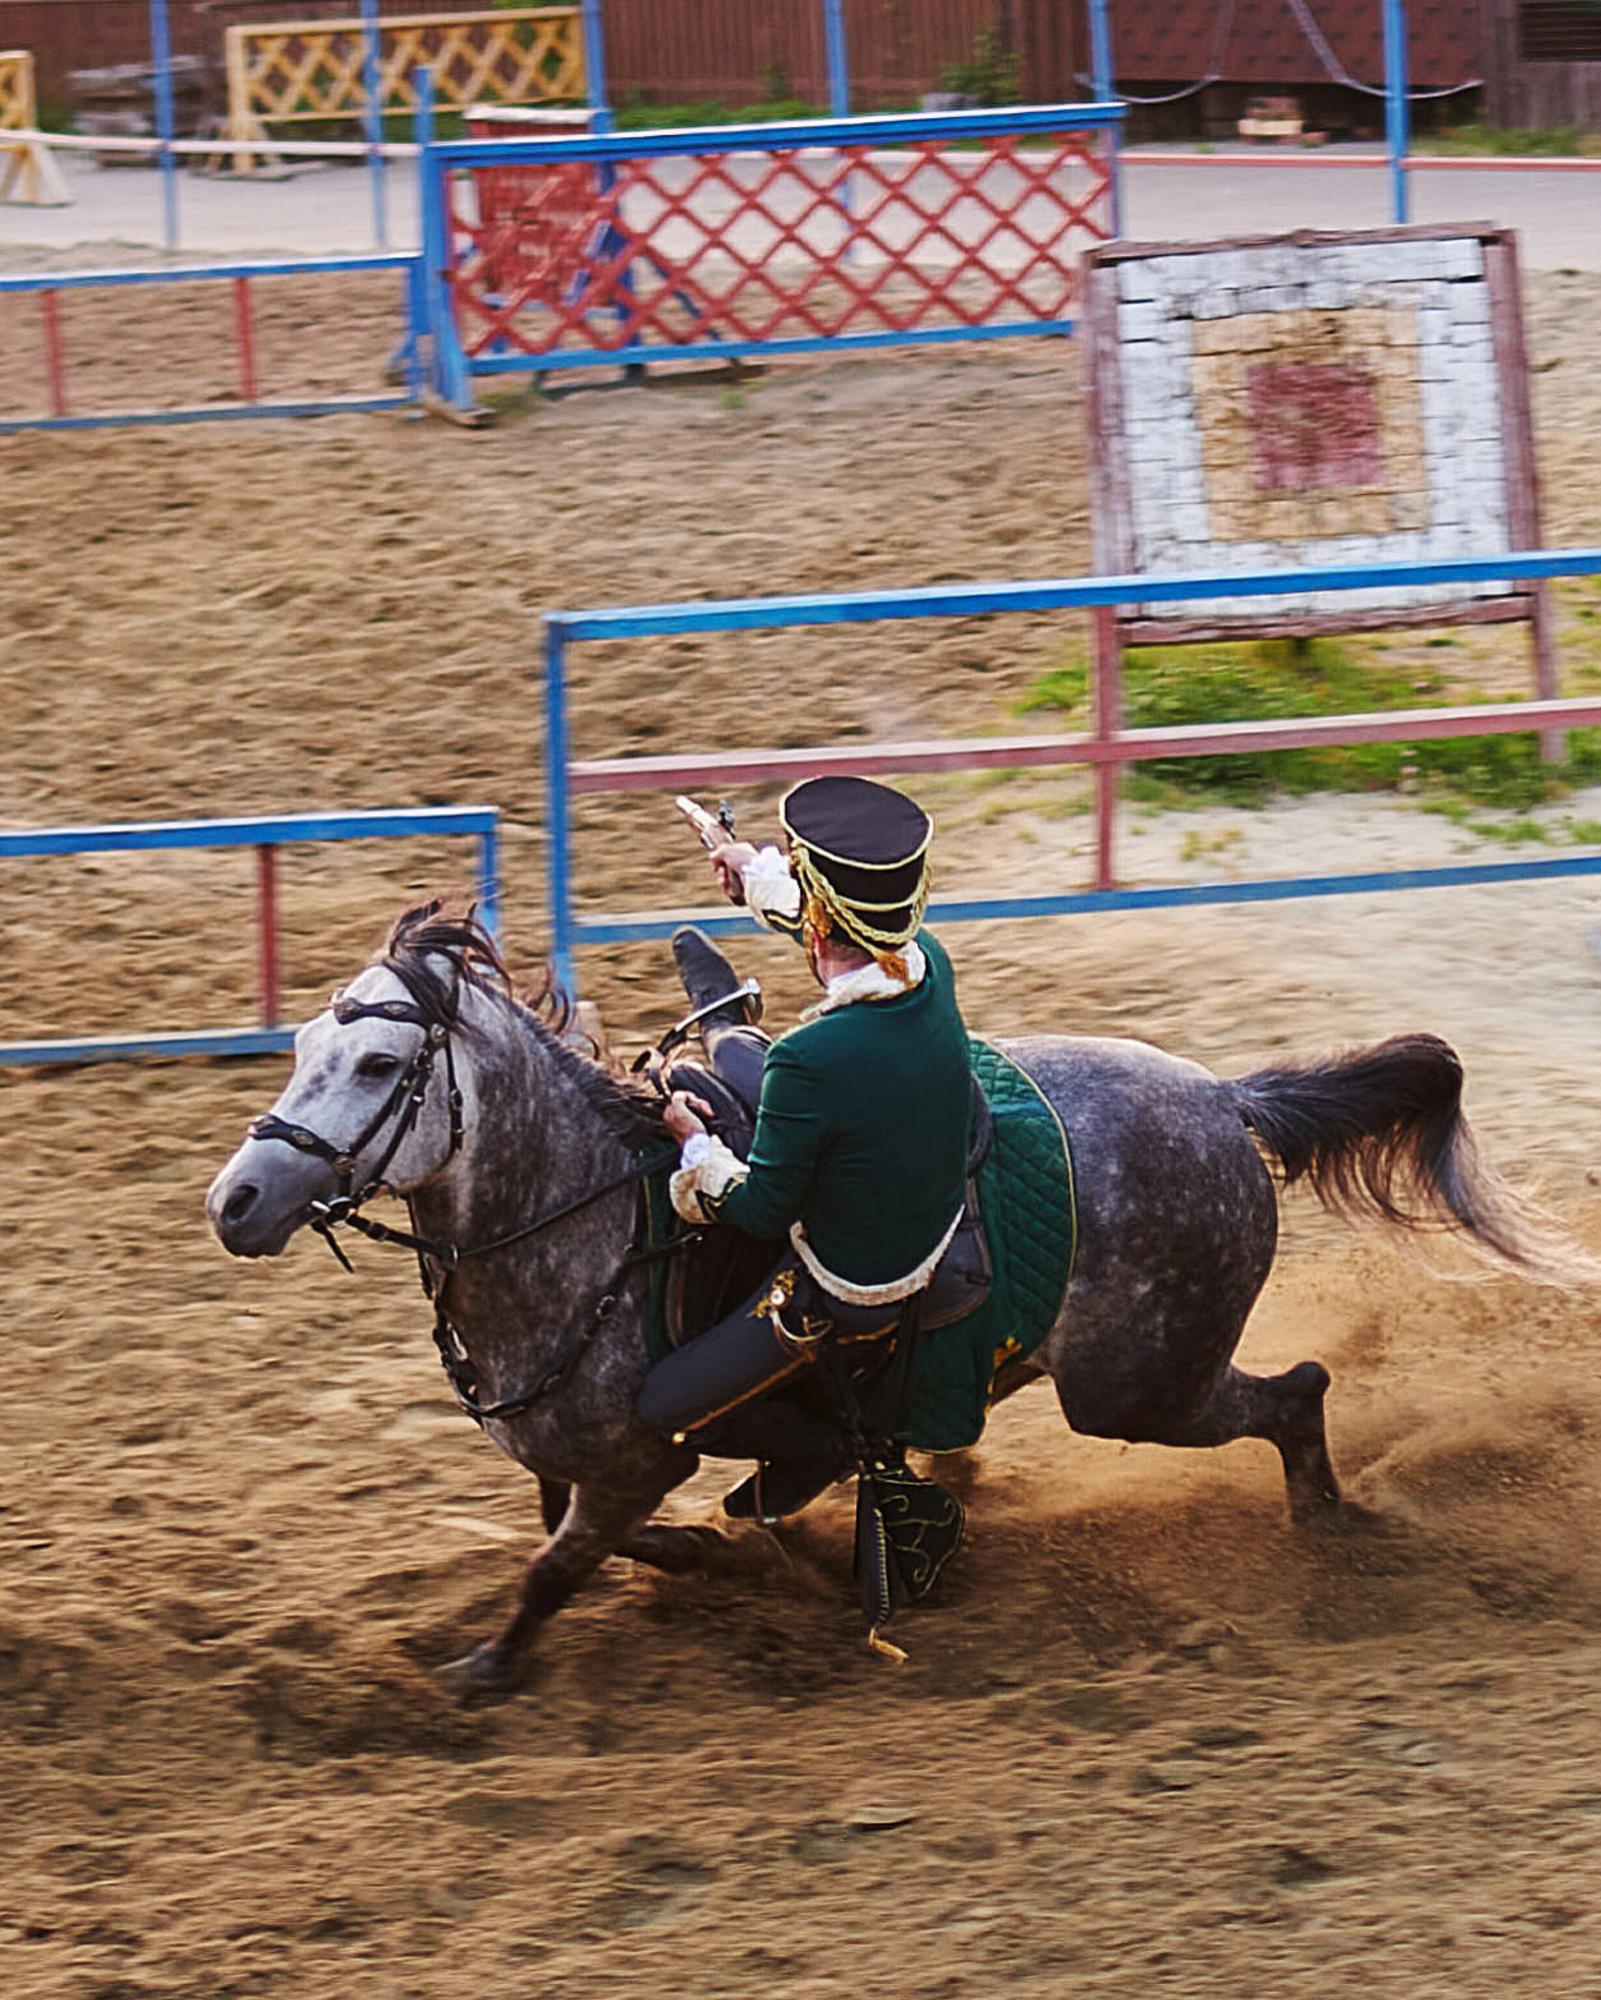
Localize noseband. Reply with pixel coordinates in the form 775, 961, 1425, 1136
247, 965, 465, 1270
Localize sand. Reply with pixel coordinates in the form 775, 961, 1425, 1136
5, 272, 1601, 1999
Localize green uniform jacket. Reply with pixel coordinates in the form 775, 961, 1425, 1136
704, 929, 971, 1289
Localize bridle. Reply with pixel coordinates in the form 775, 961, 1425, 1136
244, 953, 682, 1427
248, 965, 466, 1269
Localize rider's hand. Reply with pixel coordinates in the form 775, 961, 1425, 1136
710, 840, 757, 904
665, 1091, 713, 1144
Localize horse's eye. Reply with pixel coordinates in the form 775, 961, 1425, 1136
356, 1053, 400, 1080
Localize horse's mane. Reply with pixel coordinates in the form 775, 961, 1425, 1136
380, 901, 666, 1145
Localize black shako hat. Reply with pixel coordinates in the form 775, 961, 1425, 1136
779, 776, 933, 953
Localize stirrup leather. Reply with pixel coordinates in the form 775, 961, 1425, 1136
647, 978, 764, 1065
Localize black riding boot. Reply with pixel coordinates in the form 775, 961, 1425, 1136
635, 1254, 861, 1522
667, 925, 769, 1125
672, 926, 761, 1038
721, 1434, 857, 1522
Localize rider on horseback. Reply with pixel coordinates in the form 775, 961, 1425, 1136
637, 775, 976, 1524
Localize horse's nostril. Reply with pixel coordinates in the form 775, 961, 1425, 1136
223, 1183, 260, 1227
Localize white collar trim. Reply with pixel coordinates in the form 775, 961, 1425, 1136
802, 940, 926, 1020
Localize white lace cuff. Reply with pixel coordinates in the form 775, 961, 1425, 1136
670, 1132, 749, 1222
742, 845, 802, 929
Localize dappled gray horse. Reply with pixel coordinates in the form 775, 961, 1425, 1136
207, 906, 1568, 1699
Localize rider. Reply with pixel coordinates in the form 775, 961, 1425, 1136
636, 775, 974, 1521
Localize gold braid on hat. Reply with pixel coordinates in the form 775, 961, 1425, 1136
791, 842, 931, 981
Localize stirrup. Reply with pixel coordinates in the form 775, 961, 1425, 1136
646, 978, 763, 1067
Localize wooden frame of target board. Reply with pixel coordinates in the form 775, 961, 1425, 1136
1081, 224, 1556, 795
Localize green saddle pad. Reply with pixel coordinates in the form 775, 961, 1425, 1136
864, 1035, 1077, 1452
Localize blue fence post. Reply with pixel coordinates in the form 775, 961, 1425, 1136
822, 0, 855, 263
397, 64, 435, 392
415, 68, 473, 410
824, 0, 849, 115
580, 0, 610, 117
1383, 0, 1410, 224
1085, 0, 1123, 236
544, 619, 577, 998
148, 0, 180, 250
477, 821, 501, 940
359, 0, 388, 249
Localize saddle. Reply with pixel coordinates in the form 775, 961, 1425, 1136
660, 1054, 995, 1354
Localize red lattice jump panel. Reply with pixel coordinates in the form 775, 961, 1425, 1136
451, 134, 1113, 359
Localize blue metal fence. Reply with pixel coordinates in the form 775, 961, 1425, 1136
1, 807, 500, 1067
0, 255, 422, 436
543, 549, 1601, 995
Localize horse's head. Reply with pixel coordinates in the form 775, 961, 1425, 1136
206, 904, 502, 1258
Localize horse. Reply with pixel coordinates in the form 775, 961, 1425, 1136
206, 903, 1575, 1700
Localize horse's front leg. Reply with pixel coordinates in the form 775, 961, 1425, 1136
436, 1474, 683, 1703
538, 1476, 571, 1535
620, 1520, 740, 1573
536, 1475, 732, 1575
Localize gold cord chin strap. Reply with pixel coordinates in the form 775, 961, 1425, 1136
791, 844, 932, 968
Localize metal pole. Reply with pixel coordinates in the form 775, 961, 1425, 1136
1085, 0, 1123, 236
1383, 0, 1409, 223
232, 276, 258, 401
544, 621, 577, 999
580, 0, 610, 117
40, 291, 67, 417
414, 65, 470, 408
824, 0, 849, 116
1091, 605, 1121, 891
823, 0, 854, 260
149, 0, 180, 250
359, 0, 388, 249
256, 845, 281, 1029
398, 67, 435, 393
477, 822, 501, 941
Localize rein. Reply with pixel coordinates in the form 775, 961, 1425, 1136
246, 955, 688, 1427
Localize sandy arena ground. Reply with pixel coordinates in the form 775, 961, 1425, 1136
5, 271, 1601, 1998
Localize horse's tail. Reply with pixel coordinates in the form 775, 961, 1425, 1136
1230, 1032, 1591, 1283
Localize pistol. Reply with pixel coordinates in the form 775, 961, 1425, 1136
675, 795, 736, 851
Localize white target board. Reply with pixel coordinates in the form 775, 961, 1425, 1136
1082, 225, 1548, 645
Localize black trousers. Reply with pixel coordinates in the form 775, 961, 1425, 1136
636, 1248, 891, 1459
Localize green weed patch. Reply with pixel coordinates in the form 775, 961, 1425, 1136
1018, 637, 1601, 808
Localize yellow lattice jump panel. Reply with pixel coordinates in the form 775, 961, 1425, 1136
0, 49, 70, 203
224, 6, 584, 145
0, 48, 38, 129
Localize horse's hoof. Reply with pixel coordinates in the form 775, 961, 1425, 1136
1299, 1495, 1396, 1537
435, 1640, 527, 1706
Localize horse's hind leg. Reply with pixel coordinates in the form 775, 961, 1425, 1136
1141, 1361, 1343, 1523
1055, 1354, 1343, 1524
1255, 1360, 1342, 1522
